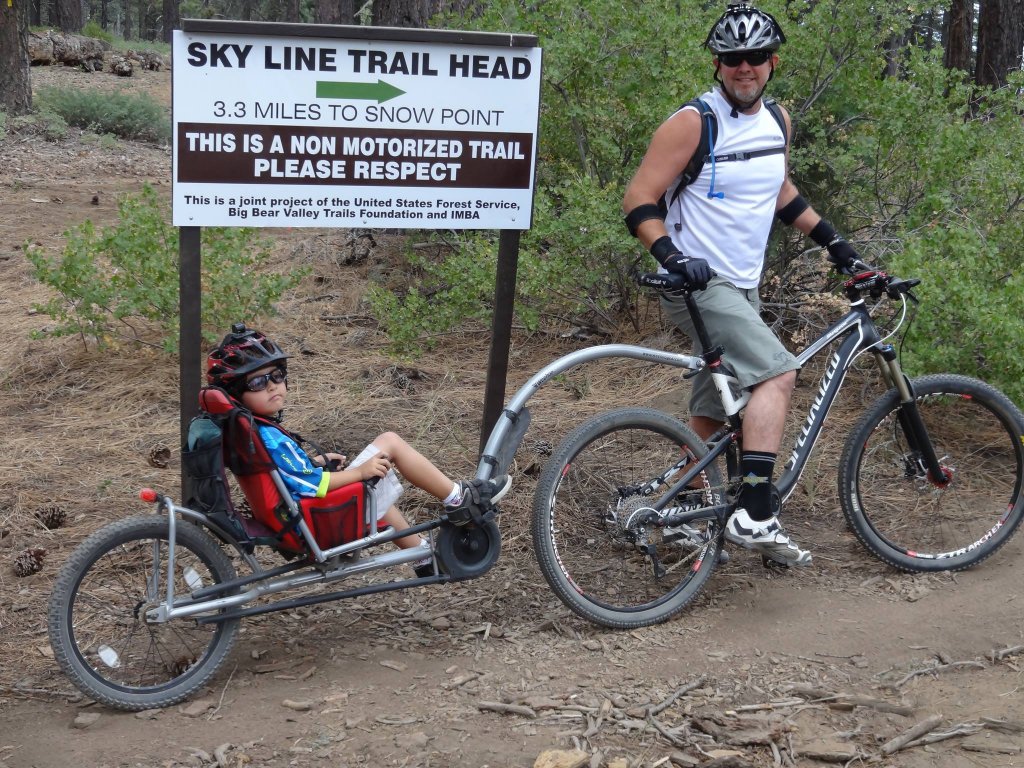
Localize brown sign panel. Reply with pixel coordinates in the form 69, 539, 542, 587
177, 123, 533, 189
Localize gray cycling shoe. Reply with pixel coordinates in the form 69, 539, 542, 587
725, 508, 812, 566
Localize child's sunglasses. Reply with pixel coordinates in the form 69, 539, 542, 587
245, 367, 287, 392
718, 50, 773, 68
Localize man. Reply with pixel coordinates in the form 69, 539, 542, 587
622, 3, 861, 566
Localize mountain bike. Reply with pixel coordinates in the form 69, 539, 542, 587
478, 264, 1024, 629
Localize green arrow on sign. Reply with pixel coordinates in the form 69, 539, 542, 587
315, 79, 406, 103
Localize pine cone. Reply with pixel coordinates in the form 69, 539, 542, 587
147, 442, 171, 468
34, 503, 68, 530
13, 547, 46, 577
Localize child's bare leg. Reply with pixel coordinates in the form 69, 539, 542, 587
371, 431, 455, 500
379, 506, 424, 549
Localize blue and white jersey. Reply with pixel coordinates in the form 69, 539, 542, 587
257, 424, 328, 500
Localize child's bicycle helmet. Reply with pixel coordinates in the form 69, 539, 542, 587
207, 323, 289, 392
704, 3, 786, 53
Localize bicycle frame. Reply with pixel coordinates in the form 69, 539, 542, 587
144, 489, 450, 626
480, 275, 928, 524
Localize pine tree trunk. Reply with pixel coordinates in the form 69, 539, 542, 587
162, 0, 179, 42
976, 0, 1024, 86
55, 0, 83, 32
314, 0, 356, 25
943, 0, 974, 73
372, 0, 477, 28
0, 1, 32, 116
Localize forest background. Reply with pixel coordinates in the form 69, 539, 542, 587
0, 0, 1023, 403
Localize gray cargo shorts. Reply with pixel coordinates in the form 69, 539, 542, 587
660, 276, 800, 422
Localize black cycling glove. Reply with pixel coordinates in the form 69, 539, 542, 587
826, 237, 860, 275
663, 253, 713, 290
810, 220, 860, 276
650, 236, 712, 290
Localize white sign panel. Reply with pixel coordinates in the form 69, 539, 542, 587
172, 29, 542, 229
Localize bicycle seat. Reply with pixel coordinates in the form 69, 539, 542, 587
197, 387, 373, 555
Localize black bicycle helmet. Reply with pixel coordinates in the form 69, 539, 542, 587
206, 323, 289, 392
704, 3, 786, 54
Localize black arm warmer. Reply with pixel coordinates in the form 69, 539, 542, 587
649, 236, 680, 266
776, 194, 809, 225
624, 203, 664, 237
809, 219, 839, 248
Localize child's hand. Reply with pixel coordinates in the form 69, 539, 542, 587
357, 454, 392, 480
318, 452, 347, 471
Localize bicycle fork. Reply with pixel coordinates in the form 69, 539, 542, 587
876, 346, 951, 487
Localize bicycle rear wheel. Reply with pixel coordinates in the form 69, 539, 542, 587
48, 515, 240, 710
839, 374, 1024, 572
532, 408, 724, 628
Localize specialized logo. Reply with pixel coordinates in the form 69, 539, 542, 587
788, 351, 842, 470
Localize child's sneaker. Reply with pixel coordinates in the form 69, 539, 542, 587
413, 562, 436, 578
445, 475, 512, 524
725, 508, 812, 566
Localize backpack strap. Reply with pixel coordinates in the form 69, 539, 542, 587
661, 97, 716, 216
711, 97, 788, 163
764, 97, 788, 146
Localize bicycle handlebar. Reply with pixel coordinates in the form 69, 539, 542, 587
638, 261, 920, 304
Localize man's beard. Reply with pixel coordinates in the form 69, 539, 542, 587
724, 81, 763, 111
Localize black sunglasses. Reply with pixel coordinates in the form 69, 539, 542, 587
245, 367, 287, 392
718, 50, 773, 68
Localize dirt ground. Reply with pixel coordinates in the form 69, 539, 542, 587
1, 63, 1023, 768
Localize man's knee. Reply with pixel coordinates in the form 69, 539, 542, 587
757, 369, 797, 395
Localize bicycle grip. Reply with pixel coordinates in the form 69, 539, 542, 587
637, 271, 715, 292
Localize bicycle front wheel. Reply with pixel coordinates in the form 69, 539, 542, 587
532, 408, 724, 628
48, 515, 241, 710
839, 374, 1024, 572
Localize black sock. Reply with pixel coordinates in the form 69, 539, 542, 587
738, 451, 776, 522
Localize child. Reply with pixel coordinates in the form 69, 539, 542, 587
205, 324, 511, 576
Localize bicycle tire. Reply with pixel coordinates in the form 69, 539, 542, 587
48, 515, 241, 710
532, 407, 724, 628
839, 374, 1024, 572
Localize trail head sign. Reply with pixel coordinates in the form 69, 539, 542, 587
172, 24, 542, 230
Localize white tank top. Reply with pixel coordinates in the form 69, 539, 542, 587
662, 88, 786, 289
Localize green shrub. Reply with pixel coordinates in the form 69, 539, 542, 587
26, 186, 307, 353
81, 20, 115, 45
35, 86, 170, 143
6, 110, 68, 141
0, 111, 6, 141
